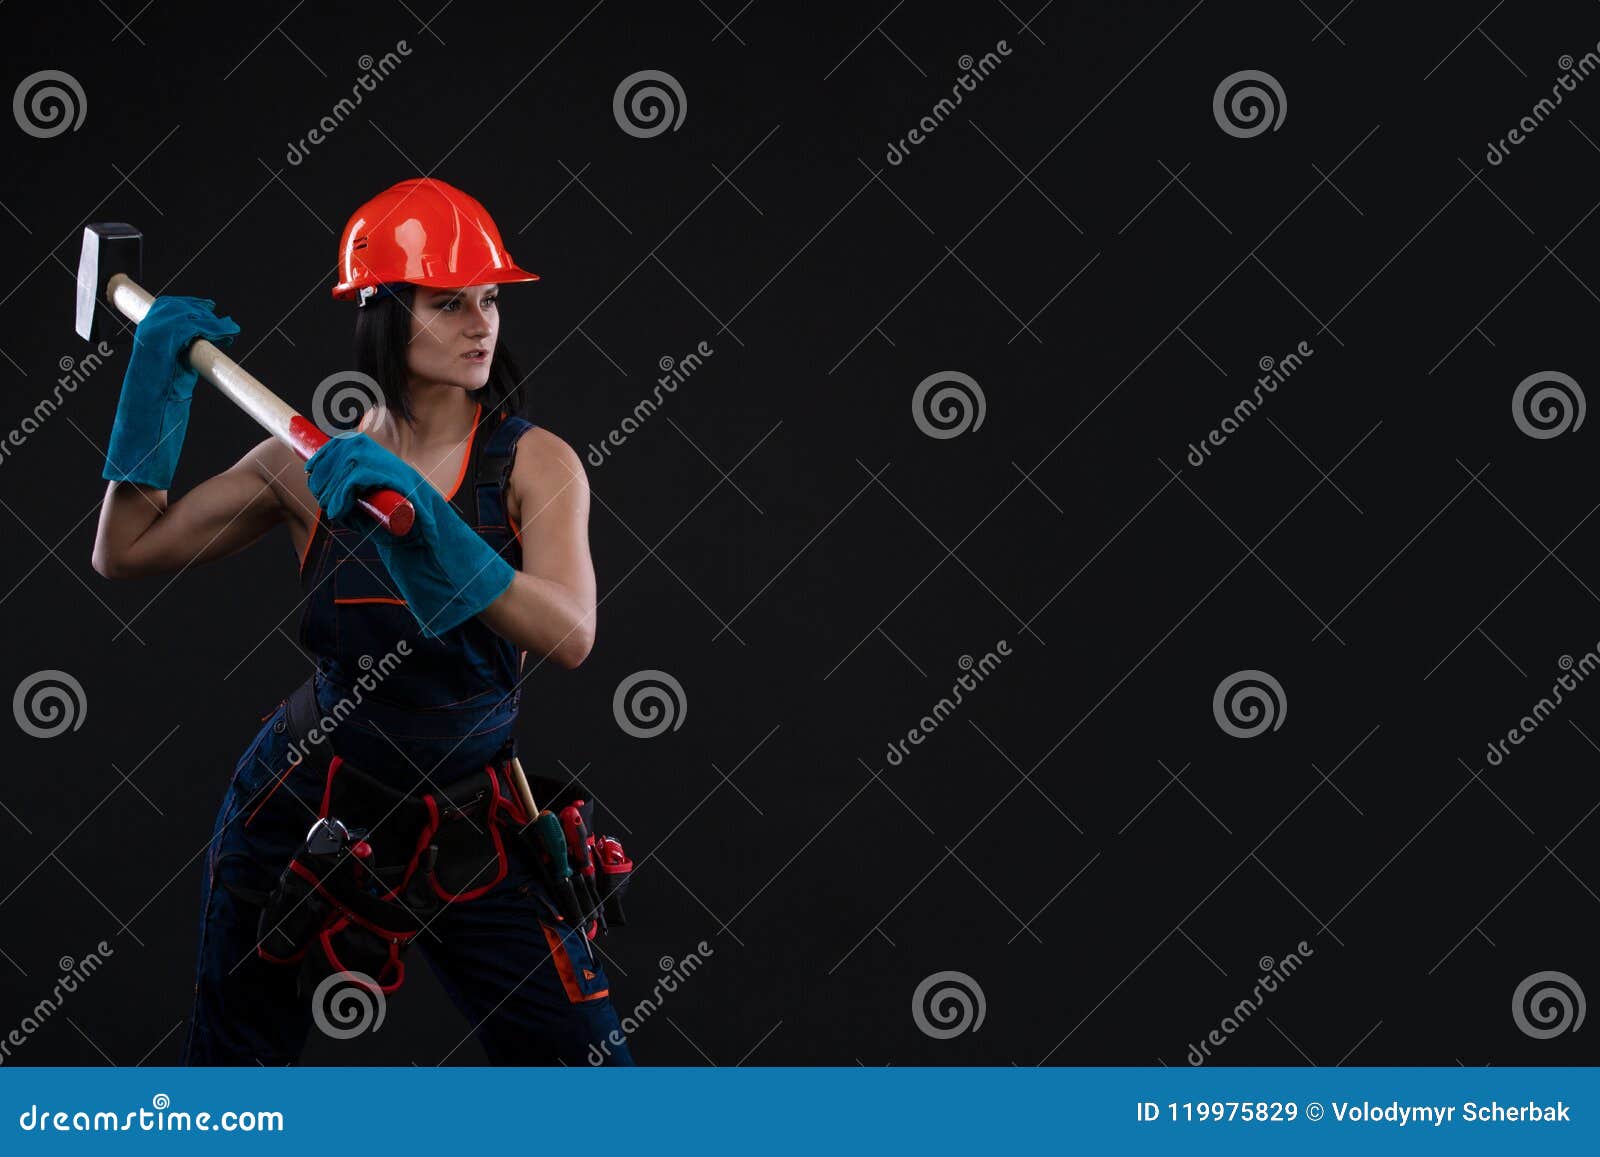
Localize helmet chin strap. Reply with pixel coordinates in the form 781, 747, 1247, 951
357, 282, 405, 307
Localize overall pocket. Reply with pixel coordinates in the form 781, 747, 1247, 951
538, 917, 610, 1004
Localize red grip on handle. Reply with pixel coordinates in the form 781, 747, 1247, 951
559, 804, 592, 872
287, 416, 415, 537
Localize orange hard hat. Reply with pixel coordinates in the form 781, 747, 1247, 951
331, 178, 539, 303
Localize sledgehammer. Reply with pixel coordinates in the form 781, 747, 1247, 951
75, 222, 415, 536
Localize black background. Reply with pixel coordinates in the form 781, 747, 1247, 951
0, 0, 1596, 1066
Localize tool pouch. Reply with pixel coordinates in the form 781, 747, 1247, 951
255, 752, 531, 996
594, 832, 633, 929
545, 797, 633, 938
256, 841, 421, 993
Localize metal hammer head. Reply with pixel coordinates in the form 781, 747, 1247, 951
75, 222, 141, 343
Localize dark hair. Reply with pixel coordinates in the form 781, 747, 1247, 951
351, 283, 529, 425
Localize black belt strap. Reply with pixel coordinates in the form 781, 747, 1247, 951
284, 674, 335, 778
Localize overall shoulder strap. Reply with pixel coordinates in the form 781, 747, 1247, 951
474, 412, 536, 525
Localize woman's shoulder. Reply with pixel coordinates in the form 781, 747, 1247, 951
501, 422, 588, 526
251, 433, 309, 492
246, 434, 318, 552
504, 421, 583, 475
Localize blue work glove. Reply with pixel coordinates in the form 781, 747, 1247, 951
102, 296, 241, 489
305, 432, 516, 639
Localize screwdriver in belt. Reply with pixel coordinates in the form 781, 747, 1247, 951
560, 803, 602, 933
534, 810, 584, 925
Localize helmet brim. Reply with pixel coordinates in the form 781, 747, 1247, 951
331, 267, 541, 301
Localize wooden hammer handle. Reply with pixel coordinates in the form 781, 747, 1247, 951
507, 756, 539, 822
106, 273, 415, 537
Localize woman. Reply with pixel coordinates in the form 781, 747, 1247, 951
91, 178, 631, 1065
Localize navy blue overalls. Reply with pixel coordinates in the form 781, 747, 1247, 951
182, 404, 633, 1065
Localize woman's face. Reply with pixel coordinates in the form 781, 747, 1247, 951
406, 282, 499, 391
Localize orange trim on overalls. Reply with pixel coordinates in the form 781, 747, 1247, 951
332, 596, 408, 607
244, 755, 305, 828
297, 508, 321, 575
540, 923, 609, 1002
443, 402, 482, 502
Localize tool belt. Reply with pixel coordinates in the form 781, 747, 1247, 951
250, 675, 632, 998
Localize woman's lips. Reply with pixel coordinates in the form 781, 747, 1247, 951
462, 349, 488, 361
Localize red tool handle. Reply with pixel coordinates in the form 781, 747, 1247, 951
287, 416, 414, 537
560, 803, 593, 874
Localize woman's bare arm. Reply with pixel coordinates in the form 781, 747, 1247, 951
477, 428, 597, 669
91, 437, 301, 580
